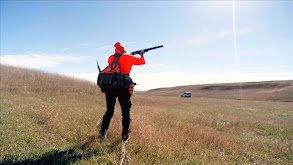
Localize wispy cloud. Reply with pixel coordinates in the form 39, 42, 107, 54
239, 49, 279, 56
0, 54, 88, 68
236, 25, 265, 35
96, 42, 137, 50
96, 45, 113, 49
167, 25, 265, 48
59, 43, 89, 51
60, 48, 69, 52
123, 42, 136, 45
79, 43, 89, 47
148, 63, 174, 68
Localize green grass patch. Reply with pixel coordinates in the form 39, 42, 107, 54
256, 124, 293, 139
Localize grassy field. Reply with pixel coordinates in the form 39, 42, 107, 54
1, 65, 293, 164
142, 80, 293, 102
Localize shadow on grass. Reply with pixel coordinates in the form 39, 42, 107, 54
1, 135, 120, 165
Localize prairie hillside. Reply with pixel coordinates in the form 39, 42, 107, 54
141, 80, 293, 102
1, 65, 293, 164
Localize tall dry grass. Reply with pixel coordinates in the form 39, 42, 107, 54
1, 64, 292, 164
128, 95, 293, 164
0, 65, 105, 162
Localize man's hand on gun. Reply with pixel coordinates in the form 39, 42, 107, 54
140, 50, 145, 58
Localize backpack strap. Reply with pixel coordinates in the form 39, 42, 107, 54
110, 53, 123, 73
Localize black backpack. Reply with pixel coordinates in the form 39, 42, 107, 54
97, 53, 132, 89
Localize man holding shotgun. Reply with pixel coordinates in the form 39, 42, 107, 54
98, 42, 163, 142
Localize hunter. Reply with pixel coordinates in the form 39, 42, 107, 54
99, 42, 145, 142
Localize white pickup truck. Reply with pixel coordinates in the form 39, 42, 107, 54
181, 92, 191, 98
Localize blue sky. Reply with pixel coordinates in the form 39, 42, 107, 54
1, 1, 292, 90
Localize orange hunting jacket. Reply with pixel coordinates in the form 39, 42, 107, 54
108, 54, 145, 74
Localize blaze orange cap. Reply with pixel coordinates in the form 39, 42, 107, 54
114, 42, 126, 53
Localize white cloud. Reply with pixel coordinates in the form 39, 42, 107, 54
0, 54, 88, 69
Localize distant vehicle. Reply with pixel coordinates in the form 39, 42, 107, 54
181, 92, 191, 98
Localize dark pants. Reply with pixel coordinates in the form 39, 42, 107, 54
99, 88, 132, 141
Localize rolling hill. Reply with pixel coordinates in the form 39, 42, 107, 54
141, 80, 293, 102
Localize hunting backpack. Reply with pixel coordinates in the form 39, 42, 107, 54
97, 53, 133, 89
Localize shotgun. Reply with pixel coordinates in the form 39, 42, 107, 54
130, 45, 163, 55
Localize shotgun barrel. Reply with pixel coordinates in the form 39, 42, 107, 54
130, 45, 163, 55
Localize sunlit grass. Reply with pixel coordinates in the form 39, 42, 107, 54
1, 65, 292, 164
